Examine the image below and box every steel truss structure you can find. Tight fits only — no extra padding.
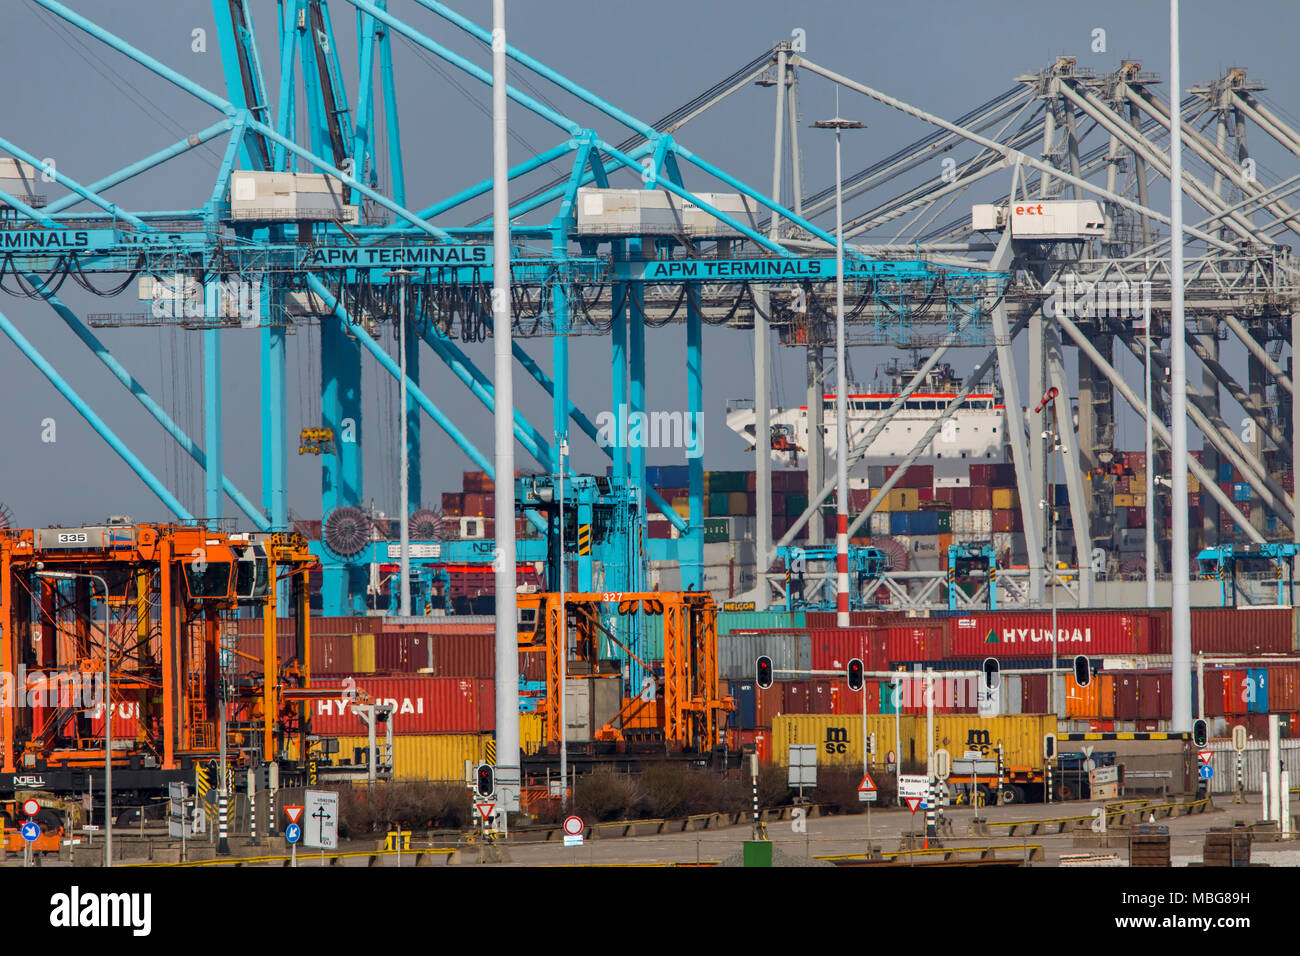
[2,8,1297,618]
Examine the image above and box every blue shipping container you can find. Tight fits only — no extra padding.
[1233,482,1251,503]
[1218,462,1234,482]
[909,511,940,535]
[890,511,911,535]
[657,465,690,488]
[1247,667,1269,713]
[729,679,757,730]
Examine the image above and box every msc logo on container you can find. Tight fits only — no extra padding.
[965,729,992,755]
[824,726,850,755]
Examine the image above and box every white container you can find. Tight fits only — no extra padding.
[869,512,890,536]
[229,170,359,223]
[0,158,43,207]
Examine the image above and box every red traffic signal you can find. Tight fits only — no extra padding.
[847,658,864,692]
[756,656,774,689]
[475,763,495,797]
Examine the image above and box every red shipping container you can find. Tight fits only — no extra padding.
[886,623,944,664]
[969,486,993,510]
[310,677,494,734]
[311,634,354,675]
[1203,668,1226,717]
[933,487,955,505]
[950,487,972,510]
[992,509,1023,532]
[1021,673,1049,714]
[1114,672,1141,720]
[1146,608,1294,655]
[943,611,1152,658]
[849,489,871,511]
[809,680,834,714]
[809,628,876,672]
[738,729,771,764]
[806,612,901,629]
[1126,507,1145,529]
[427,633,495,677]
[441,492,464,514]
[90,699,141,739]
[969,464,994,485]
[783,680,812,715]
[755,684,785,725]
[1270,665,1300,712]
[520,650,546,682]
[1224,669,1249,716]
[1138,673,1167,720]
[375,632,430,672]
[917,488,935,502]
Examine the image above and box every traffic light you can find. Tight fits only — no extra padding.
[756,655,774,690]
[981,657,1000,690]
[1192,719,1208,748]
[475,763,495,797]
[847,658,864,692]
[868,733,877,757]
[1043,733,1057,760]
[1073,655,1091,687]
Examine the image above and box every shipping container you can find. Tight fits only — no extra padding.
[918,715,1059,768]
[1020,673,1048,714]
[310,677,495,734]
[809,628,878,672]
[1114,672,1141,721]
[374,632,431,673]
[730,679,758,729]
[719,630,812,680]
[783,680,812,715]
[738,729,771,764]
[328,733,484,781]
[772,714,919,768]
[718,609,807,634]
[886,622,944,662]
[426,632,495,678]
[943,610,1152,657]
[354,633,376,673]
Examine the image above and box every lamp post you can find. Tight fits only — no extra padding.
[36,569,111,866]
[386,268,416,617]
[812,102,865,628]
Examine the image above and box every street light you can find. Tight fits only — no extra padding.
[386,268,417,617]
[557,437,569,811]
[36,569,112,866]
[812,101,865,628]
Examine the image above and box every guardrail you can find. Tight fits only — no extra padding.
[818,844,1044,865]
[991,797,1210,837]
[122,847,456,868]
[512,805,818,843]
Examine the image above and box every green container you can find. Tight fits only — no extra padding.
[785,493,809,517]
[717,609,807,634]
[878,679,900,714]
[936,511,952,534]
[709,492,731,516]
[703,517,730,543]
[599,615,665,662]
[709,470,746,493]
[743,841,773,867]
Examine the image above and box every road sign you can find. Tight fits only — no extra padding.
[1198,749,1214,764]
[934,748,952,781]
[857,772,877,793]
[563,815,584,836]
[1232,725,1247,752]
[1199,764,1214,781]
[303,789,339,850]
[20,821,39,842]
[898,774,928,802]
[475,802,496,821]
[904,797,922,814]
[285,823,301,845]
[22,799,40,818]
[168,782,191,839]
[886,750,896,765]
[284,805,304,825]
[563,833,583,848]
[787,744,817,788]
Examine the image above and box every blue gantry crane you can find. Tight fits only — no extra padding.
[0,0,1001,671]
[1196,543,1298,607]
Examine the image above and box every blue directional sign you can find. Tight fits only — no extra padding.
[1199,764,1214,781]
[285,823,301,845]
[20,821,40,843]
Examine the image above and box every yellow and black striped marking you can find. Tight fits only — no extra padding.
[1061,732,1191,741]
[577,524,591,555]
[485,738,497,767]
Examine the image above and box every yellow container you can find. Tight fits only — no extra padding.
[519,713,545,755]
[671,496,690,518]
[885,488,919,512]
[330,733,484,781]
[991,488,1018,510]
[772,714,919,768]
[1114,493,1133,507]
[1188,473,1200,492]
[1131,494,1146,508]
[917,715,1059,769]
[353,633,376,673]
[1132,470,1146,484]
